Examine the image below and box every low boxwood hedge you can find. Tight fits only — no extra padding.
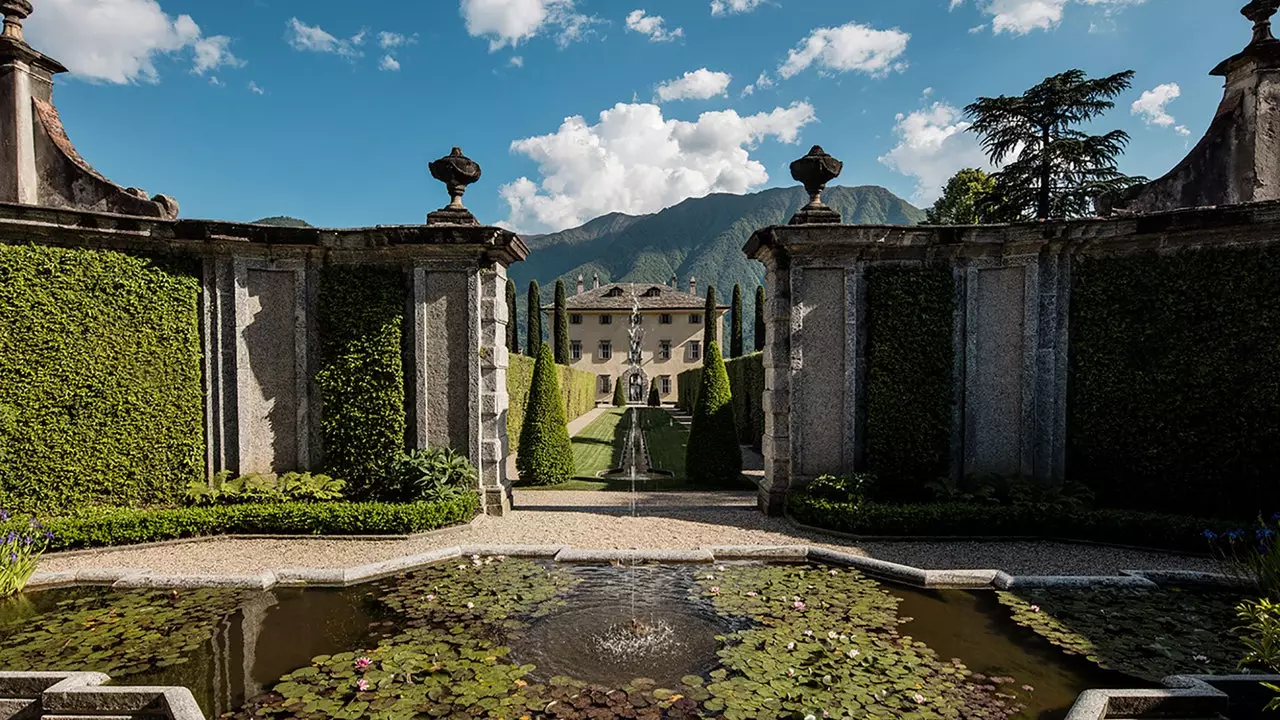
[7,495,478,552]
[789,495,1227,554]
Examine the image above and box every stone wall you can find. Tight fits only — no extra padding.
[746,200,1280,514]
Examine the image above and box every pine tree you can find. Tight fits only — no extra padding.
[526,280,542,358]
[647,379,661,407]
[703,286,717,355]
[505,278,519,354]
[613,377,628,407]
[516,343,575,486]
[730,284,744,358]
[754,285,766,353]
[553,279,569,365]
[686,341,742,487]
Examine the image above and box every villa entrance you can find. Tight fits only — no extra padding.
[624,369,647,403]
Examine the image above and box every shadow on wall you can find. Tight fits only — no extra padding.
[240,268,299,474]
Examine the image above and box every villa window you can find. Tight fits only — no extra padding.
[570,340,582,361]
[659,313,672,325]
[690,313,703,325]
[606,287,624,297]
[688,341,701,362]
[599,341,612,360]
[659,340,671,360]
[598,375,611,394]
[600,315,613,325]
[661,376,671,395]
[570,314,583,325]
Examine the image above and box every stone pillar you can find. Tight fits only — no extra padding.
[757,245,793,515]
[477,265,512,514]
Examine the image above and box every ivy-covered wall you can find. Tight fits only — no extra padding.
[864,264,955,501]
[507,354,595,450]
[676,353,764,450]
[315,266,406,499]
[1068,247,1280,518]
[0,244,204,513]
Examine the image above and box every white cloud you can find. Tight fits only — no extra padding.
[741,71,774,96]
[379,55,401,71]
[1175,125,1191,136]
[1131,82,1182,127]
[625,9,683,42]
[778,22,910,79]
[378,31,416,48]
[208,75,223,86]
[248,80,264,95]
[509,55,525,67]
[459,0,598,51]
[952,0,1145,35]
[878,100,992,205]
[22,0,240,83]
[501,100,817,232]
[710,0,765,15]
[286,17,365,58]
[656,68,732,102]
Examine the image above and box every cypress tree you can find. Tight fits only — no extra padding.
[730,284,744,358]
[613,377,628,407]
[516,343,575,486]
[647,379,661,407]
[703,285,717,355]
[554,279,570,365]
[506,278,519,354]
[686,341,742,486]
[754,285,766,353]
[526,280,542,358]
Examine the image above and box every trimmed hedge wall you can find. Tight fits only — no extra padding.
[678,353,764,450]
[507,354,595,450]
[315,266,406,498]
[0,245,204,513]
[864,264,955,501]
[1068,247,1280,519]
[3,496,477,552]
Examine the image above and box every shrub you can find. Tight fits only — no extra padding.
[516,343,575,485]
[803,474,874,505]
[1204,516,1280,598]
[0,512,52,596]
[526,280,542,357]
[184,471,345,506]
[647,379,661,407]
[730,284,744,358]
[1236,599,1280,710]
[754,285,766,353]
[383,448,478,502]
[507,355,594,450]
[703,285,717,351]
[613,377,627,407]
[922,474,1094,512]
[686,341,741,486]
[679,353,763,448]
[506,278,519,354]
[554,279,569,365]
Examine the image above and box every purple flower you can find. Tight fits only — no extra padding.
[1203,529,1218,541]
[356,679,369,692]
[0,510,8,521]
[43,532,53,540]
[7,553,15,563]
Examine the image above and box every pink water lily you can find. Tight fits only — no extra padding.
[913,694,925,704]
[1022,685,1035,692]
[1030,605,1040,613]
[426,593,436,601]
[466,602,475,609]
[354,657,372,671]
[356,680,370,692]
[786,641,796,650]
[746,591,757,597]
[710,587,720,594]
[793,601,806,610]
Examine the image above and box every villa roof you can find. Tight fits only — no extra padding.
[544,282,729,312]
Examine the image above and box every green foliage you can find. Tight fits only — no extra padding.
[703,285,717,352]
[516,344,575,486]
[612,377,627,407]
[0,512,50,596]
[678,352,763,450]
[966,69,1144,220]
[1237,599,1280,711]
[506,354,594,451]
[998,588,1245,682]
[553,279,569,364]
[252,216,313,228]
[753,284,766,353]
[382,448,478,502]
[0,245,204,513]
[525,280,542,357]
[865,264,955,502]
[505,278,519,354]
[1204,519,1280,599]
[923,474,1094,513]
[730,284,744,357]
[686,342,741,486]
[0,497,477,552]
[647,379,661,407]
[184,471,345,506]
[801,473,874,506]
[1068,247,1280,518]
[315,266,406,500]
[923,168,1000,225]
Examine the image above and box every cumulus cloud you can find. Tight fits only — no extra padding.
[1131,83,1179,126]
[378,31,416,48]
[878,100,992,205]
[778,22,910,79]
[248,80,264,95]
[710,0,765,15]
[379,55,401,71]
[741,71,774,96]
[509,55,525,67]
[460,0,598,51]
[286,17,365,58]
[501,101,817,232]
[625,9,683,42]
[656,68,732,102]
[952,0,1145,35]
[22,0,240,83]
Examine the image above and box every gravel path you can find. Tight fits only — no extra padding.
[37,495,1216,578]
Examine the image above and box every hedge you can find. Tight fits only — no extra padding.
[0,245,204,513]
[678,353,763,450]
[686,341,741,486]
[864,264,955,502]
[315,266,406,499]
[5,496,478,552]
[1068,247,1280,518]
[506,354,594,450]
[789,495,1227,554]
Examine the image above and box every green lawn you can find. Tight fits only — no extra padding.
[568,408,627,480]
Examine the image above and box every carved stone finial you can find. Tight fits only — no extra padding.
[427,146,482,225]
[788,145,844,225]
[1,0,32,41]
[1244,0,1280,45]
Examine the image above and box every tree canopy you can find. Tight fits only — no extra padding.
[925,169,1002,225]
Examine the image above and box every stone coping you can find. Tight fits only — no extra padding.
[0,671,203,720]
[1064,674,1280,719]
[24,544,1245,593]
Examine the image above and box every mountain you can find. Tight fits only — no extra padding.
[252,216,313,228]
[508,185,926,351]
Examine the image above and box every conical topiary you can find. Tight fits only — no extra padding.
[754,285,766,352]
[730,283,744,358]
[686,341,742,486]
[554,279,569,365]
[526,280,542,358]
[516,343,575,486]
[506,278,519,354]
[613,377,628,407]
[647,379,661,407]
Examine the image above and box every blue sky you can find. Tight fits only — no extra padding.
[23,0,1241,231]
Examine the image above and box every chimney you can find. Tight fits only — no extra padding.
[670,274,677,289]
[593,272,600,290]
[576,274,584,295]
[689,276,697,295]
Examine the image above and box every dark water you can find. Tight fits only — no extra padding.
[0,565,1171,719]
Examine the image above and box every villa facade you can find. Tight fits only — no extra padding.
[544,276,729,404]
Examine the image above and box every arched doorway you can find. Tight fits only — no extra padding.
[623,368,647,404]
